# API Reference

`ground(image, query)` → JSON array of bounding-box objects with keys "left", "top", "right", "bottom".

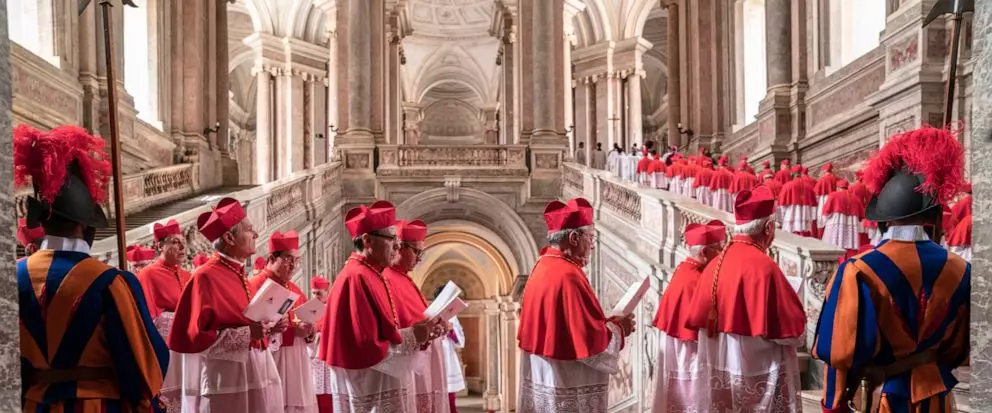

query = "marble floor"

[{"left": 454, "top": 395, "right": 485, "bottom": 413}]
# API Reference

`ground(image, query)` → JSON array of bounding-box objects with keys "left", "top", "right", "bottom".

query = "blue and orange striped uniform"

[
  {"left": 812, "top": 233, "right": 970, "bottom": 412},
  {"left": 19, "top": 250, "right": 170, "bottom": 412}
]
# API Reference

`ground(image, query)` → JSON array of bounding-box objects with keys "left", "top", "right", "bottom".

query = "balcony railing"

[
  {"left": 90, "top": 162, "right": 343, "bottom": 262},
  {"left": 376, "top": 144, "right": 529, "bottom": 177},
  {"left": 561, "top": 162, "right": 844, "bottom": 352},
  {"left": 15, "top": 163, "right": 199, "bottom": 219}
]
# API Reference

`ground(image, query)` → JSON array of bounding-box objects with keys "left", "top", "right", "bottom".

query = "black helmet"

[
  {"left": 864, "top": 169, "right": 939, "bottom": 223},
  {"left": 26, "top": 161, "right": 110, "bottom": 229}
]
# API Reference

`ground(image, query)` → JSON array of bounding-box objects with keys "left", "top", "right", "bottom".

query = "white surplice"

[
  {"left": 151, "top": 312, "right": 184, "bottom": 412},
  {"left": 270, "top": 332, "right": 319, "bottom": 413},
  {"left": 408, "top": 341, "right": 450, "bottom": 413},
  {"left": 310, "top": 337, "right": 332, "bottom": 395},
  {"left": 441, "top": 318, "right": 467, "bottom": 393},
  {"left": 651, "top": 330, "right": 701, "bottom": 412},
  {"left": 330, "top": 328, "right": 425, "bottom": 413},
  {"left": 688, "top": 330, "right": 803, "bottom": 412},
  {"left": 517, "top": 323, "right": 623, "bottom": 413},
  {"left": 181, "top": 326, "right": 284, "bottom": 412}
]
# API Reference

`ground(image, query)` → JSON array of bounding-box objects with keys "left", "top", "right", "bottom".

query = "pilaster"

[
  {"left": 401, "top": 102, "right": 422, "bottom": 145},
  {"left": 868, "top": 0, "right": 955, "bottom": 146}
]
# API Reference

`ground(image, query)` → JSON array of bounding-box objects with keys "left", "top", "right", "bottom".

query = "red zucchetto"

[
  {"left": 734, "top": 185, "right": 776, "bottom": 224},
  {"left": 345, "top": 200, "right": 397, "bottom": 238},
  {"left": 269, "top": 230, "right": 299, "bottom": 253},
  {"left": 196, "top": 197, "right": 246, "bottom": 242},
  {"left": 311, "top": 276, "right": 330, "bottom": 290},
  {"left": 153, "top": 219, "right": 182, "bottom": 242},
  {"left": 685, "top": 220, "right": 727, "bottom": 246},
  {"left": 126, "top": 245, "right": 156, "bottom": 263},
  {"left": 544, "top": 198, "right": 594, "bottom": 232},
  {"left": 396, "top": 219, "right": 428, "bottom": 241},
  {"left": 253, "top": 256, "right": 266, "bottom": 271}
]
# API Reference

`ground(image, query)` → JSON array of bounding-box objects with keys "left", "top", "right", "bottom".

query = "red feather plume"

[
  {"left": 861, "top": 126, "right": 965, "bottom": 205},
  {"left": 13, "top": 124, "right": 111, "bottom": 205}
]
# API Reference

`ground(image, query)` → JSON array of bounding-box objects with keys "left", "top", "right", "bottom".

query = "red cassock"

[
  {"left": 813, "top": 172, "right": 837, "bottom": 197},
  {"left": 762, "top": 179, "right": 783, "bottom": 200},
  {"left": 518, "top": 247, "right": 614, "bottom": 360},
  {"left": 248, "top": 269, "right": 308, "bottom": 346},
  {"left": 636, "top": 156, "right": 651, "bottom": 175},
  {"left": 383, "top": 267, "right": 429, "bottom": 328},
  {"left": 318, "top": 253, "right": 402, "bottom": 369},
  {"left": 137, "top": 259, "right": 192, "bottom": 319},
  {"left": 774, "top": 168, "right": 792, "bottom": 184},
  {"left": 168, "top": 255, "right": 255, "bottom": 353},
  {"left": 684, "top": 236, "right": 805, "bottom": 340},
  {"left": 730, "top": 170, "right": 760, "bottom": 195},
  {"left": 652, "top": 258, "right": 705, "bottom": 342},
  {"left": 708, "top": 168, "right": 733, "bottom": 192},
  {"left": 848, "top": 180, "right": 869, "bottom": 206},
  {"left": 757, "top": 167, "right": 774, "bottom": 182}
]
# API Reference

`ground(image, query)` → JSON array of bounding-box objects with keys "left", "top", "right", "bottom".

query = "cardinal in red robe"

[
  {"left": 684, "top": 185, "right": 806, "bottom": 411},
  {"left": 730, "top": 160, "right": 760, "bottom": 207},
  {"left": 517, "top": 198, "right": 635, "bottom": 413},
  {"left": 308, "top": 276, "right": 332, "bottom": 413},
  {"left": 127, "top": 244, "right": 157, "bottom": 274},
  {"left": 757, "top": 159, "right": 774, "bottom": 181},
  {"left": 778, "top": 165, "right": 818, "bottom": 236},
  {"left": 137, "top": 219, "right": 192, "bottom": 410},
  {"left": 384, "top": 219, "right": 451, "bottom": 412},
  {"left": 318, "top": 201, "right": 445, "bottom": 412},
  {"left": 168, "top": 197, "right": 284, "bottom": 411},
  {"left": 950, "top": 182, "right": 972, "bottom": 224},
  {"left": 248, "top": 230, "right": 317, "bottom": 413},
  {"left": 814, "top": 163, "right": 838, "bottom": 237},
  {"left": 774, "top": 159, "right": 793, "bottom": 184},
  {"left": 709, "top": 155, "right": 735, "bottom": 212},
  {"left": 651, "top": 220, "right": 726, "bottom": 410}
]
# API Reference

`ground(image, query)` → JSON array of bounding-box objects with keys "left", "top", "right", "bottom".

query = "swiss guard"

[
  {"left": 813, "top": 126, "right": 970, "bottom": 412},
  {"left": 14, "top": 124, "right": 169, "bottom": 412}
]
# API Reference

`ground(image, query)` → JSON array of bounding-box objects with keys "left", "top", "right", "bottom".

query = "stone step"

[{"left": 801, "top": 386, "right": 970, "bottom": 412}]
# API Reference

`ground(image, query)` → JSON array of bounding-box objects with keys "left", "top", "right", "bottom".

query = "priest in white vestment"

[
  {"left": 437, "top": 307, "right": 467, "bottom": 412},
  {"left": 317, "top": 200, "right": 448, "bottom": 412},
  {"left": 517, "top": 198, "right": 635, "bottom": 413}
]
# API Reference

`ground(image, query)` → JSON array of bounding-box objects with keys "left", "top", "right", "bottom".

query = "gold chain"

[
  {"left": 541, "top": 253, "right": 584, "bottom": 269},
  {"left": 349, "top": 257, "right": 400, "bottom": 327},
  {"left": 212, "top": 253, "right": 251, "bottom": 301},
  {"left": 708, "top": 239, "right": 765, "bottom": 332}
]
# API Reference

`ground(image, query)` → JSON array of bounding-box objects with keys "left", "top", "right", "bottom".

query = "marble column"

[
  {"left": 345, "top": 0, "right": 372, "bottom": 139},
  {"left": 481, "top": 106, "right": 499, "bottom": 144},
  {"left": 216, "top": 0, "right": 230, "bottom": 156},
  {"left": 500, "top": 24, "right": 518, "bottom": 145},
  {"left": 385, "top": 23, "right": 401, "bottom": 145},
  {"left": 254, "top": 68, "right": 273, "bottom": 184},
  {"left": 401, "top": 103, "right": 422, "bottom": 145},
  {"left": 575, "top": 80, "right": 595, "bottom": 164},
  {"left": 563, "top": 0, "right": 585, "bottom": 155},
  {"left": 626, "top": 72, "right": 644, "bottom": 146},
  {"left": 0, "top": 1, "right": 21, "bottom": 406},
  {"left": 530, "top": 0, "right": 557, "bottom": 141},
  {"left": 315, "top": 0, "right": 338, "bottom": 160},
  {"left": 969, "top": 0, "right": 992, "bottom": 405},
  {"left": 276, "top": 71, "right": 305, "bottom": 176},
  {"left": 304, "top": 78, "right": 316, "bottom": 169},
  {"left": 764, "top": 0, "right": 792, "bottom": 91},
  {"left": 482, "top": 300, "right": 503, "bottom": 411},
  {"left": 594, "top": 73, "right": 622, "bottom": 150},
  {"left": 666, "top": 2, "right": 681, "bottom": 147}
]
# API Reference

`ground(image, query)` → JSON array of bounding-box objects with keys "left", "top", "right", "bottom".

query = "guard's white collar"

[
  {"left": 882, "top": 225, "right": 931, "bottom": 242},
  {"left": 40, "top": 235, "right": 90, "bottom": 254}
]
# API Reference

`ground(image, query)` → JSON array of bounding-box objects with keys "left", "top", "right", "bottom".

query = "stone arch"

[
  {"left": 624, "top": 0, "right": 661, "bottom": 38},
  {"left": 420, "top": 262, "right": 488, "bottom": 300},
  {"left": 395, "top": 187, "right": 539, "bottom": 282},
  {"left": 412, "top": 228, "right": 515, "bottom": 297}
]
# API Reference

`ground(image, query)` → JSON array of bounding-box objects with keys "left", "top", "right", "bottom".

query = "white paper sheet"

[
  {"left": 610, "top": 275, "right": 651, "bottom": 316},
  {"left": 294, "top": 298, "right": 325, "bottom": 325},
  {"left": 786, "top": 276, "right": 802, "bottom": 293},
  {"left": 424, "top": 281, "right": 467, "bottom": 320},
  {"left": 243, "top": 278, "right": 300, "bottom": 322}
]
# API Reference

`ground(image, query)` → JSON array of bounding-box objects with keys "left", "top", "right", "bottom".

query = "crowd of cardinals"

[{"left": 621, "top": 147, "right": 973, "bottom": 262}]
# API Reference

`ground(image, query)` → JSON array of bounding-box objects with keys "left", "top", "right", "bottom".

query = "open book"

[
  {"left": 610, "top": 275, "right": 651, "bottom": 317},
  {"left": 424, "top": 281, "right": 468, "bottom": 321},
  {"left": 243, "top": 278, "right": 300, "bottom": 322},
  {"left": 294, "top": 298, "right": 325, "bottom": 325}
]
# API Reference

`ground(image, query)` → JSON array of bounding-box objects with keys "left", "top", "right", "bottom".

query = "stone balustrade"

[
  {"left": 376, "top": 144, "right": 530, "bottom": 177},
  {"left": 561, "top": 162, "right": 844, "bottom": 410},
  {"left": 15, "top": 163, "right": 199, "bottom": 219},
  {"left": 90, "top": 162, "right": 344, "bottom": 271}
]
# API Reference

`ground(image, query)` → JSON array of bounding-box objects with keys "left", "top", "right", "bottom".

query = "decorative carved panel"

[
  {"left": 888, "top": 35, "right": 919, "bottom": 73},
  {"left": 534, "top": 153, "right": 559, "bottom": 169},
  {"left": 345, "top": 153, "right": 369, "bottom": 169},
  {"left": 601, "top": 180, "right": 642, "bottom": 222}
]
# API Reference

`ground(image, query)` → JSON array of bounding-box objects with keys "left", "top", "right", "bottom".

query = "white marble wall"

[
  {"left": 0, "top": 0, "right": 21, "bottom": 407},
  {"left": 969, "top": 0, "right": 992, "bottom": 408}
]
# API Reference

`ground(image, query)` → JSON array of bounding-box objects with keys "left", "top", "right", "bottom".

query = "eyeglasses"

[
  {"left": 369, "top": 232, "right": 397, "bottom": 241},
  {"left": 403, "top": 243, "right": 425, "bottom": 259}
]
